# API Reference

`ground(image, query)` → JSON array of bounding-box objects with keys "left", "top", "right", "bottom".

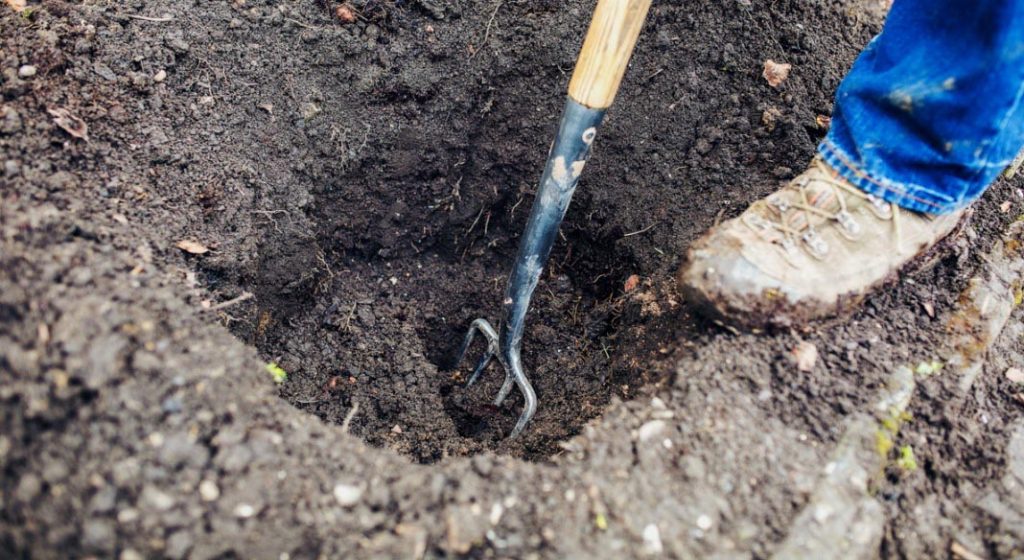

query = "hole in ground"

[
  {"left": 195, "top": 0, "right": 851, "bottom": 462},
  {"left": 237, "top": 190, "right": 683, "bottom": 463}
]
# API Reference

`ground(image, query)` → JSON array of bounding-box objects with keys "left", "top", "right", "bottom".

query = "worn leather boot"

[{"left": 678, "top": 158, "right": 966, "bottom": 330}]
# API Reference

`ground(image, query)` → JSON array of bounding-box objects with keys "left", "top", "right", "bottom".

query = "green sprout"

[
  {"left": 897, "top": 445, "right": 918, "bottom": 471},
  {"left": 266, "top": 362, "right": 287, "bottom": 384}
]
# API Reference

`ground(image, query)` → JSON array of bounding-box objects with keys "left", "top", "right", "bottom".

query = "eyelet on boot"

[{"left": 801, "top": 228, "right": 829, "bottom": 259}]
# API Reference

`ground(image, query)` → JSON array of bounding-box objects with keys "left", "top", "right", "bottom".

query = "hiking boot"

[{"left": 678, "top": 158, "right": 966, "bottom": 330}]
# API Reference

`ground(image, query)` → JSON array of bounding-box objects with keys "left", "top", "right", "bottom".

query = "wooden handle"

[{"left": 568, "top": 0, "right": 652, "bottom": 109}]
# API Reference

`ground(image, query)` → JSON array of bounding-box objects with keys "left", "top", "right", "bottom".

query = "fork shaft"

[{"left": 500, "top": 99, "right": 605, "bottom": 353}]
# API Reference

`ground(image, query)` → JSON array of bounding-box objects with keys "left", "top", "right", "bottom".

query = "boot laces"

[{"left": 748, "top": 159, "right": 902, "bottom": 259}]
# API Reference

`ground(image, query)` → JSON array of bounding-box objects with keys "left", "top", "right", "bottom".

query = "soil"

[{"left": 2, "top": 0, "right": 1023, "bottom": 558}]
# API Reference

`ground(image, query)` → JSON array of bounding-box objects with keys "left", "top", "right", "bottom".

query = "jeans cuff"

[{"left": 817, "top": 140, "right": 961, "bottom": 215}]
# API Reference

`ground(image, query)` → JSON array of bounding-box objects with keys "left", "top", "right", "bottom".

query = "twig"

[
  {"left": 469, "top": 0, "right": 504, "bottom": 60},
  {"left": 342, "top": 303, "right": 357, "bottom": 332},
  {"left": 126, "top": 14, "right": 175, "bottom": 22},
  {"left": 622, "top": 222, "right": 657, "bottom": 238},
  {"left": 951, "top": 542, "right": 985, "bottom": 560},
  {"left": 341, "top": 401, "right": 360, "bottom": 433},
  {"left": 465, "top": 206, "right": 486, "bottom": 238},
  {"left": 284, "top": 17, "right": 320, "bottom": 29},
  {"left": 203, "top": 292, "right": 254, "bottom": 312}
]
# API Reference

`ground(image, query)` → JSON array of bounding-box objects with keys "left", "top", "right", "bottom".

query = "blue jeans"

[{"left": 818, "top": 0, "right": 1024, "bottom": 215}]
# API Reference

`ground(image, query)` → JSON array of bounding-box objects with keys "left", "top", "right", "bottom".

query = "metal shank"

[{"left": 456, "top": 98, "right": 606, "bottom": 437}]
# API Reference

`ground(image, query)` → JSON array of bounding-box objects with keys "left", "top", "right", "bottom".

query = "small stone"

[
  {"left": 198, "top": 480, "right": 220, "bottom": 501},
  {"left": 166, "top": 530, "right": 193, "bottom": 560},
  {"left": 696, "top": 514, "right": 713, "bottom": 530},
  {"left": 299, "top": 102, "right": 320, "bottom": 120},
  {"left": 4, "top": 159, "right": 19, "bottom": 177},
  {"left": 139, "top": 485, "right": 175, "bottom": 511},
  {"left": 1006, "top": 367, "right": 1024, "bottom": 384},
  {"left": 637, "top": 420, "right": 666, "bottom": 442},
  {"left": 93, "top": 61, "right": 117, "bottom": 81},
  {"left": 233, "top": 503, "right": 257, "bottom": 518},
  {"left": 391, "top": 424, "right": 403, "bottom": 434},
  {"left": 82, "top": 519, "right": 116, "bottom": 552},
  {"left": 120, "top": 549, "right": 144, "bottom": 560},
  {"left": 153, "top": 69, "right": 167, "bottom": 83},
  {"left": 117, "top": 508, "right": 139, "bottom": 524},
  {"left": 333, "top": 483, "right": 363, "bottom": 507},
  {"left": 1, "top": 106, "right": 23, "bottom": 134},
  {"left": 88, "top": 485, "right": 117, "bottom": 513},
  {"left": 642, "top": 524, "right": 663, "bottom": 555},
  {"left": 161, "top": 396, "right": 183, "bottom": 414},
  {"left": 15, "top": 473, "right": 41, "bottom": 502},
  {"left": 18, "top": 65, "right": 37, "bottom": 78},
  {"left": 167, "top": 36, "right": 190, "bottom": 53}
]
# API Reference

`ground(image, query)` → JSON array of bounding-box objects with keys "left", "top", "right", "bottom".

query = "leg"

[
  {"left": 679, "top": 0, "right": 1024, "bottom": 329},
  {"left": 820, "top": 0, "right": 1024, "bottom": 215}
]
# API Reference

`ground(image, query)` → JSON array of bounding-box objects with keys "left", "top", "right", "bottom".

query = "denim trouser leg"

[{"left": 818, "top": 0, "right": 1024, "bottom": 215}]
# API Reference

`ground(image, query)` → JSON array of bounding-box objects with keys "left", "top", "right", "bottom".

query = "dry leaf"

[
  {"left": 176, "top": 239, "right": 209, "bottom": 254},
  {"left": 47, "top": 107, "right": 89, "bottom": 141},
  {"left": 922, "top": 301, "right": 935, "bottom": 318},
  {"left": 6, "top": 0, "right": 26, "bottom": 13},
  {"left": 762, "top": 60, "right": 792, "bottom": 88},
  {"left": 791, "top": 340, "right": 817, "bottom": 372},
  {"left": 624, "top": 274, "right": 640, "bottom": 293},
  {"left": 1006, "top": 367, "right": 1024, "bottom": 384},
  {"left": 335, "top": 4, "right": 356, "bottom": 22}
]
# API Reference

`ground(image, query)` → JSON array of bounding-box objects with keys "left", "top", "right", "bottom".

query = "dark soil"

[
  {"left": 201, "top": 0, "right": 887, "bottom": 462},
  {"left": 2, "top": 0, "right": 1023, "bottom": 557}
]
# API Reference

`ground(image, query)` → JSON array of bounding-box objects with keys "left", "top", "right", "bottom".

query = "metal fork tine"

[{"left": 465, "top": 350, "right": 494, "bottom": 387}]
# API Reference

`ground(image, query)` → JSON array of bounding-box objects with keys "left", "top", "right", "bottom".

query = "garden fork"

[{"left": 453, "top": 0, "right": 652, "bottom": 437}]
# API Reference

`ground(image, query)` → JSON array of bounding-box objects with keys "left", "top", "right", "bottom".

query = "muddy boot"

[{"left": 678, "top": 158, "right": 966, "bottom": 330}]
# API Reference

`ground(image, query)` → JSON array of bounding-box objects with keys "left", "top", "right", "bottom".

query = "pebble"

[
  {"left": 642, "top": 524, "right": 663, "bottom": 555},
  {"left": 1, "top": 106, "right": 22, "bottom": 134},
  {"left": 120, "top": 550, "right": 144, "bottom": 560},
  {"left": 333, "top": 483, "right": 363, "bottom": 507},
  {"left": 199, "top": 479, "right": 220, "bottom": 501},
  {"left": 1006, "top": 367, "right": 1024, "bottom": 384},
  {"left": 140, "top": 485, "right": 176, "bottom": 511},
  {"left": 696, "top": 514, "right": 713, "bottom": 530},
  {"left": 154, "top": 69, "right": 167, "bottom": 83},
  {"left": 93, "top": 61, "right": 117, "bottom": 81},
  {"left": 18, "top": 65, "right": 37, "bottom": 78},
  {"left": 4, "top": 160, "right": 19, "bottom": 177},
  {"left": 637, "top": 420, "right": 666, "bottom": 442},
  {"left": 166, "top": 530, "right": 193, "bottom": 560},
  {"left": 82, "top": 519, "right": 116, "bottom": 552},
  {"left": 117, "top": 508, "right": 139, "bottom": 523},
  {"left": 233, "top": 503, "right": 257, "bottom": 518}
]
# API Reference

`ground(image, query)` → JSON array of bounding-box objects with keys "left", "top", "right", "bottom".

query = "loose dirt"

[{"left": 2, "top": 0, "right": 1023, "bottom": 557}]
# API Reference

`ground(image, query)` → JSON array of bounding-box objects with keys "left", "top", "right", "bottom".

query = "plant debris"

[
  {"left": 175, "top": 239, "right": 209, "bottom": 254},
  {"left": 335, "top": 3, "right": 356, "bottom": 22},
  {"left": 624, "top": 274, "right": 640, "bottom": 293},
  {"left": 762, "top": 60, "right": 792, "bottom": 88},
  {"left": 47, "top": 107, "right": 89, "bottom": 141},
  {"left": 791, "top": 340, "right": 817, "bottom": 372},
  {"left": 266, "top": 362, "right": 288, "bottom": 384}
]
